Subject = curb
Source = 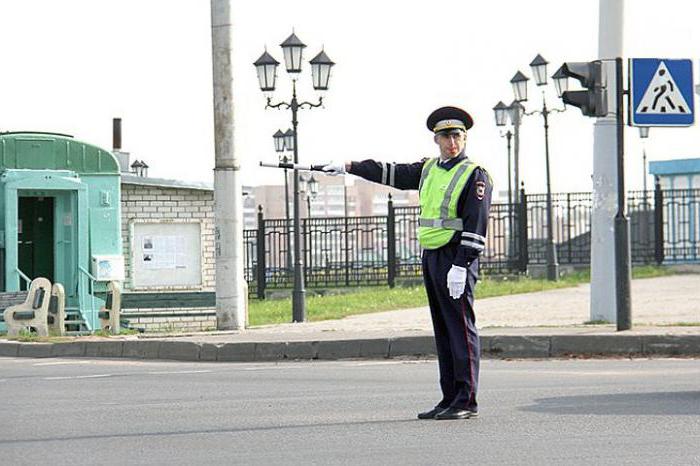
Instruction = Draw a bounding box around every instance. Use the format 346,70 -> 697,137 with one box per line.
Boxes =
1,334 -> 700,362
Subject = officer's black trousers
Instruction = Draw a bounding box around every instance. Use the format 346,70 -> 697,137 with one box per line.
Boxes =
422,244 -> 480,412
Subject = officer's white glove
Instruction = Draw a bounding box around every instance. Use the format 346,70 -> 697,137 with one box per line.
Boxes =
447,265 -> 467,299
321,162 -> 346,176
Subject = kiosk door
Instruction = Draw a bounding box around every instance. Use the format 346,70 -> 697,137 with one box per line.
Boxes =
18,197 -> 54,282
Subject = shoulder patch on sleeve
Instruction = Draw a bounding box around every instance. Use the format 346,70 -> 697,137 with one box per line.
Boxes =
475,180 -> 486,200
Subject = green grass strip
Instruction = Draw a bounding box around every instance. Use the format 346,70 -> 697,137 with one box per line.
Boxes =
249,265 -> 675,326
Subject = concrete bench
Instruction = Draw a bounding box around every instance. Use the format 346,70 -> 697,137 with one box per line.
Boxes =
3,277 -> 52,336
98,281 -> 121,335
0,291 -> 29,320
47,283 -> 66,336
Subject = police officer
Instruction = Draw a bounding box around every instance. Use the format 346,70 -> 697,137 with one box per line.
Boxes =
322,106 -> 492,420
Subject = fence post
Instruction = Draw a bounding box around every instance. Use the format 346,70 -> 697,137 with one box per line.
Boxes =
256,205 -> 266,299
302,217 -> 309,286
566,192 -> 572,264
518,185 -> 529,273
654,177 -> 664,265
344,213 -> 350,287
387,194 -> 396,288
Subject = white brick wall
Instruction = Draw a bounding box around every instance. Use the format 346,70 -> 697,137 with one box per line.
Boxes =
121,184 -> 215,292
122,308 -> 216,332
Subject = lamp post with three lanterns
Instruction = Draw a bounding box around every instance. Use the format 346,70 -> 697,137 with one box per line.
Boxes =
501,54 -> 570,281
254,32 -> 335,322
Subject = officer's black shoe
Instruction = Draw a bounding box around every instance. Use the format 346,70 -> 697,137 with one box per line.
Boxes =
434,407 -> 478,420
417,407 -> 447,420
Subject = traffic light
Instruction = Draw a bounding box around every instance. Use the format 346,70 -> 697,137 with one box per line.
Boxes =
560,61 -> 607,117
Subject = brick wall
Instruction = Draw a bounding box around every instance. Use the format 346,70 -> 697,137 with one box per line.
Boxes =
122,308 -> 216,333
119,183 -> 217,332
120,183 -> 215,292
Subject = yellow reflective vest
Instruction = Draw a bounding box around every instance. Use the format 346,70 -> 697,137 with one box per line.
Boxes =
417,157 -> 479,250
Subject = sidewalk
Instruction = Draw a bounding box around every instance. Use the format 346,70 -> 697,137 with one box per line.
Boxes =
1,274 -> 699,361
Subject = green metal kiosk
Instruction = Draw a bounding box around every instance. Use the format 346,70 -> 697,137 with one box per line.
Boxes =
0,132 -> 123,332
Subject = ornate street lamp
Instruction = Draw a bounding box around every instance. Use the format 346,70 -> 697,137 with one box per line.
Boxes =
254,32 -> 335,322
508,54 -> 567,281
529,54 -> 549,86
299,174 -> 319,218
283,128 -> 295,152
493,101 -> 509,127
639,126 -> 650,206
308,174 -> 319,197
309,50 -> 335,91
494,101 -> 515,261
273,130 -> 286,153
274,130 -> 293,275
511,71 -> 529,102
280,32 -> 306,74
552,66 -> 569,98
253,50 -> 279,93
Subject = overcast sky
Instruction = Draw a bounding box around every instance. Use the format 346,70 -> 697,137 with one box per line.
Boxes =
0,0 -> 698,195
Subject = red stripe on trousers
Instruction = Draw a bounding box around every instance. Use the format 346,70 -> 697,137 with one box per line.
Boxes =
461,295 -> 475,405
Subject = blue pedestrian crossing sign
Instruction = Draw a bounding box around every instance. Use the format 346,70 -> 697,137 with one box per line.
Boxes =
630,58 -> 695,126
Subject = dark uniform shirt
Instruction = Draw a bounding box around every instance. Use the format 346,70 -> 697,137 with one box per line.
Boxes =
349,151 -> 493,268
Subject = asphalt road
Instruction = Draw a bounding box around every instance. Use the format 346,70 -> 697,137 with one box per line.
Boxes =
1,357 -> 699,465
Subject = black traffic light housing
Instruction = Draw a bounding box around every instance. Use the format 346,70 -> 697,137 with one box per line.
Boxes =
560,61 -> 607,117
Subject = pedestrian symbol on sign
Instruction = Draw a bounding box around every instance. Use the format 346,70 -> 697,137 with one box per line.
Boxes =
636,61 -> 690,114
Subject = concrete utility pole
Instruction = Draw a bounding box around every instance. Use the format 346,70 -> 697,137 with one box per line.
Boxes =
590,0 -> 624,322
211,0 -> 246,330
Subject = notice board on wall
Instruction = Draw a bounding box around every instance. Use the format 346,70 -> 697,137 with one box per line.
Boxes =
132,222 -> 202,288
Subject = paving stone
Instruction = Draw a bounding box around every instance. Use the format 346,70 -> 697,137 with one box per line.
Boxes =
158,341 -> 201,361
285,341 -> 317,360
122,340 -> 162,359
389,336 -> 436,358
358,339 -> 391,358
484,336 -> 551,358
551,335 -> 643,356
84,341 -> 124,358
199,343 -> 220,361
254,342 -> 287,361
18,343 -> 53,358
0,342 -> 20,357
316,340 -> 363,359
51,342 -> 86,357
217,342 -> 256,362
643,335 -> 700,355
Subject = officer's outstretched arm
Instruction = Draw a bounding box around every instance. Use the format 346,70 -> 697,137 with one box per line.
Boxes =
453,168 -> 493,268
346,159 -> 425,190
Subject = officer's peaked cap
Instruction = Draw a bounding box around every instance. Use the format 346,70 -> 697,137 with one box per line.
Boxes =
426,106 -> 474,133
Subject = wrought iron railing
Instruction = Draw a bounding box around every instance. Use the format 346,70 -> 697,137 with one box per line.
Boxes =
243,184 -> 699,296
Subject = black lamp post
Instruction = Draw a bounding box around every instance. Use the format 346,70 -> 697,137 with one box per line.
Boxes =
492,102 -> 513,204
300,174 -> 319,218
274,129 -> 293,274
254,32 -> 335,323
639,126 -> 650,202
510,54 -> 569,281
493,101 -> 515,260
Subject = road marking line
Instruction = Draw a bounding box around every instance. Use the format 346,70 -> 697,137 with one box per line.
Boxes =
147,370 -> 213,375
44,374 -> 113,380
34,361 -> 91,366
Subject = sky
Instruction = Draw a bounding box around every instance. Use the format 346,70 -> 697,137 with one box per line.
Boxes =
0,0 -> 698,196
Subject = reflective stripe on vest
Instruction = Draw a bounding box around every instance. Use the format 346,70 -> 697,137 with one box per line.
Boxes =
418,158 -> 478,249
418,218 -> 464,230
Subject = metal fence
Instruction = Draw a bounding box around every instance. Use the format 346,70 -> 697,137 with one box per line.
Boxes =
244,184 -> 700,296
